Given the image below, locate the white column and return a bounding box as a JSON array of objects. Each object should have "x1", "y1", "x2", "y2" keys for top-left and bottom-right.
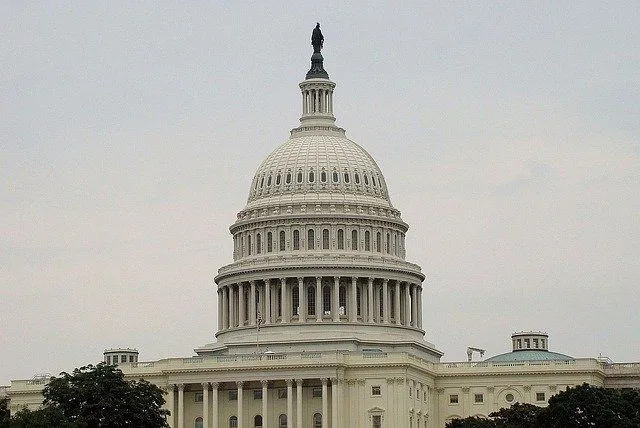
[
  {"x1": 237, "y1": 382, "x2": 244, "y2": 428},
  {"x1": 331, "y1": 378, "x2": 338, "y2": 428},
  {"x1": 411, "y1": 283, "x2": 418, "y2": 327},
  {"x1": 404, "y1": 283, "x2": 411, "y2": 326},
  {"x1": 349, "y1": 277, "x2": 357, "y2": 322},
  {"x1": 250, "y1": 280, "x2": 256, "y2": 325},
  {"x1": 286, "y1": 379, "x2": 293, "y2": 428},
  {"x1": 417, "y1": 286, "x2": 423, "y2": 329},
  {"x1": 211, "y1": 382, "x2": 219, "y2": 428},
  {"x1": 332, "y1": 277, "x2": 340, "y2": 321},
  {"x1": 264, "y1": 279, "x2": 271, "y2": 324},
  {"x1": 166, "y1": 384, "x2": 175, "y2": 428},
  {"x1": 202, "y1": 383, "x2": 210, "y2": 428},
  {"x1": 298, "y1": 277, "x2": 305, "y2": 323},
  {"x1": 322, "y1": 379, "x2": 328, "y2": 428},
  {"x1": 280, "y1": 278, "x2": 287, "y2": 323},
  {"x1": 261, "y1": 380, "x2": 268, "y2": 428},
  {"x1": 296, "y1": 379, "x2": 303, "y2": 428},
  {"x1": 229, "y1": 285, "x2": 236, "y2": 327},
  {"x1": 367, "y1": 278, "x2": 374, "y2": 323},
  {"x1": 315, "y1": 277, "x2": 322, "y2": 322},
  {"x1": 177, "y1": 383, "x2": 184, "y2": 428},
  {"x1": 238, "y1": 283, "x2": 245, "y2": 327},
  {"x1": 222, "y1": 287, "x2": 228, "y2": 329},
  {"x1": 217, "y1": 290, "x2": 223, "y2": 331},
  {"x1": 382, "y1": 279, "x2": 389, "y2": 324},
  {"x1": 395, "y1": 281, "x2": 401, "y2": 325}
]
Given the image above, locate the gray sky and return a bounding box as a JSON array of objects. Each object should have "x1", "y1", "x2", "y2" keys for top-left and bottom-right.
[{"x1": 1, "y1": 2, "x2": 638, "y2": 384}]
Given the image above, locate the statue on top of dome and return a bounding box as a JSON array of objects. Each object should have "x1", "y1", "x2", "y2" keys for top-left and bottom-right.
[{"x1": 312, "y1": 23, "x2": 324, "y2": 53}]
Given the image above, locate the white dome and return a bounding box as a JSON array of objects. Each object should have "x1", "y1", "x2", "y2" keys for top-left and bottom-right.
[{"x1": 245, "y1": 134, "x2": 392, "y2": 211}]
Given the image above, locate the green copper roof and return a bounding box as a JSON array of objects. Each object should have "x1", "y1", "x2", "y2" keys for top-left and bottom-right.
[{"x1": 485, "y1": 350, "x2": 573, "y2": 362}]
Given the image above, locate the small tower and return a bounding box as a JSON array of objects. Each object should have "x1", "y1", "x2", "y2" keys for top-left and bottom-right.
[
  {"x1": 511, "y1": 332, "x2": 549, "y2": 351},
  {"x1": 103, "y1": 348, "x2": 139, "y2": 365},
  {"x1": 293, "y1": 23, "x2": 345, "y2": 136}
]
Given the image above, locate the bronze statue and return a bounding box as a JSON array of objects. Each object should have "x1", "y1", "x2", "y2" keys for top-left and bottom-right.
[{"x1": 312, "y1": 23, "x2": 324, "y2": 53}]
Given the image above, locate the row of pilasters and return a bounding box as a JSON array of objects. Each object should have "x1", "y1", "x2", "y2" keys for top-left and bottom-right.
[
  {"x1": 166, "y1": 378, "x2": 341, "y2": 428},
  {"x1": 217, "y1": 277, "x2": 423, "y2": 331}
]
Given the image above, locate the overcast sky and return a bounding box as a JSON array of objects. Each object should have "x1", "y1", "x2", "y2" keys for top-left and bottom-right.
[{"x1": 1, "y1": 2, "x2": 638, "y2": 385}]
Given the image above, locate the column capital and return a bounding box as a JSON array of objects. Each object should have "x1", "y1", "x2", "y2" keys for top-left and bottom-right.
[
  {"x1": 261, "y1": 379, "x2": 269, "y2": 387},
  {"x1": 166, "y1": 383, "x2": 175, "y2": 392},
  {"x1": 236, "y1": 381, "x2": 244, "y2": 388},
  {"x1": 321, "y1": 378, "x2": 328, "y2": 386},
  {"x1": 295, "y1": 378, "x2": 303, "y2": 385},
  {"x1": 357, "y1": 379, "x2": 366, "y2": 385},
  {"x1": 201, "y1": 382, "x2": 210, "y2": 389},
  {"x1": 462, "y1": 387, "x2": 470, "y2": 393},
  {"x1": 351, "y1": 276, "x2": 357, "y2": 283},
  {"x1": 333, "y1": 276, "x2": 339, "y2": 282},
  {"x1": 386, "y1": 378, "x2": 395, "y2": 384},
  {"x1": 315, "y1": 276, "x2": 322, "y2": 281},
  {"x1": 368, "y1": 277, "x2": 374, "y2": 285},
  {"x1": 330, "y1": 377, "x2": 338, "y2": 384},
  {"x1": 280, "y1": 277, "x2": 287, "y2": 283},
  {"x1": 177, "y1": 383, "x2": 185, "y2": 391},
  {"x1": 487, "y1": 386, "x2": 495, "y2": 393},
  {"x1": 211, "y1": 381, "x2": 219, "y2": 389},
  {"x1": 383, "y1": 278, "x2": 389, "y2": 285},
  {"x1": 285, "y1": 379, "x2": 293, "y2": 386},
  {"x1": 297, "y1": 277, "x2": 304, "y2": 283},
  {"x1": 523, "y1": 385, "x2": 532, "y2": 392}
]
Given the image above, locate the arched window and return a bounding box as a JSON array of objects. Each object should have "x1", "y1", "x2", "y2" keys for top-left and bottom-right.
[
  {"x1": 286, "y1": 172, "x2": 292, "y2": 184},
  {"x1": 229, "y1": 416, "x2": 238, "y2": 428},
  {"x1": 337, "y1": 229, "x2": 344, "y2": 250},
  {"x1": 321, "y1": 170, "x2": 327, "y2": 182},
  {"x1": 379, "y1": 287, "x2": 384, "y2": 318},
  {"x1": 351, "y1": 230, "x2": 358, "y2": 250},
  {"x1": 293, "y1": 230, "x2": 300, "y2": 250},
  {"x1": 254, "y1": 415, "x2": 263, "y2": 427},
  {"x1": 267, "y1": 175, "x2": 272, "y2": 186},
  {"x1": 344, "y1": 172, "x2": 350, "y2": 183},
  {"x1": 267, "y1": 232, "x2": 273, "y2": 253},
  {"x1": 248, "y1": 235, "x2": 252, "y2": 255},
  {"x1": 339, "y1": 285, "x2": 347, "y2": 315},
  {"x1": 376, "y1": 232, "x2": 381, "y2": 252},
  {"x1": 254, "y1": 178, "x2": 259, "y2": 190},
  {"x1": 323, "y1": 285, "x2": 331, "y2": 314},
  {"x1": 322, "y1": 229, "x2": 329, "y2": 250},
  {"x1": 260, "y1": 176, "x2": 265, "y2": 188},
  {"x1": 297, "y1": 171, "x2": 303, "y2": 183},
  {"x1": 332, "y1": 170, "x2": 339, "y2": 183},
  {"x1": 292, "y1": 286, "x2": 299, "y2": 316},
  {"x1": 195, "y1": 417, "x2": 203, "y2": 428},
  {"x1": 309, "y1": 170, "x2": 315, "y2": 182},
  {"x1": 307, "y1": 229, "x2": 315, "y2": 250},
  {"x1": 394, "y1": 234, "x2": 398, "y2": 255},
  {"x1": 307, "y1": 286, "x2": 315, "y2": 315},
  {"x1": 313, "y1": 413, "x2": 322, "y2": 428},
  {"x1": 256, "y1": 233, "x2": 261, "y2": 254},
  {"x1": 276, "y1": 174, "x2": 281, "y2": 185},
  {"x1": 357, "y1": 286, "x2": 362, "y2": 316},
  {"x1": 386, "y1": 233, "x2": 390, "y2": 253},
  {"x1": 279, "y1": 231, "x2": 286, "y2": 251},
  {"x1": 364, "y1": 174, "x2": 369, "y2": 185},
  {"x1": 279, "y1": 414, "x2": 287, "y2": 428},
  {"x1": 372, "y1": 175, "x2": 377, "y2": 187},
  {"x1": 354, "y1": 173, "x2": 360, "y2": 184},
  {"x1": 364, "y1": 231, "x2": 370, "y2": 251},
  {"x1": 241, "y1": 236, "x2": 245, "y2": 256}
]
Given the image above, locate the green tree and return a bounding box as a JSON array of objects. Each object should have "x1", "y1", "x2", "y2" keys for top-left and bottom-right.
[
  {"x1": 490, "y1": 402, "x2": 542, "y2": 428},
  {"x1": 538, "y1": 383, "x2": 640, "y2": 428},
  {"x1": 9, "y1": 363, "x2": 169, "y2": 428},
  {"x1": 446, "y1": 416, "x2": 495, "y2": 428},
  {"x1": 0, "y1": 397, "x2": 10, "y2": 427}
]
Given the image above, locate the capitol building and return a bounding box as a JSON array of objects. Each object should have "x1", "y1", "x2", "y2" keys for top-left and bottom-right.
[{"x1": 6, "y1": 27, "x2": 639, "y2": 428}]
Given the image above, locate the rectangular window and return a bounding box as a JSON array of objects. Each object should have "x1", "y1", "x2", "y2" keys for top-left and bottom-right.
[
  {"x1": 254, "y1": 389, "x2": 263, "y2": 400},
  {"x1": 371, "y1": 386, "x2": 381, "y2": 396},
  {"x1": 106, "y1": 356, "x2": 111, "y2": 364},
  {"x1": 312, "y1": 387, "x2": 322, "y2": 398},
  {"x1": 533, "y1": 338, "x2": 539, "y2": 348},
  {"x1": 409, "y1": 388, "x2": 412, "y2": 397},
  {"x1": 229, "y1": 390, "x2": 238, "y2": 401},
  {"x1": 474, "y1": 393, "x2": 483, "y2": 403},
  {"x1": 449, "y1": 394, "x2": 459, "y2": 404},
  {"x1": 524, "y1": 339, "x2": 530, "y2": 348},
  {"x1": 536, "y1": 392, "x2": 546, "y2": 402},
  {"x1": 121, "y1": 355, "x2": 127, "y2": 363},
  {"x1": 129, "y1": 355, "x2": 134, "y2": 362},
  {"x1": 278, "y1": 388, "x2": 287, "y2": 399},
  {"x1": 195, "y1": 392, "x2": 203, "y2": 402}
]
